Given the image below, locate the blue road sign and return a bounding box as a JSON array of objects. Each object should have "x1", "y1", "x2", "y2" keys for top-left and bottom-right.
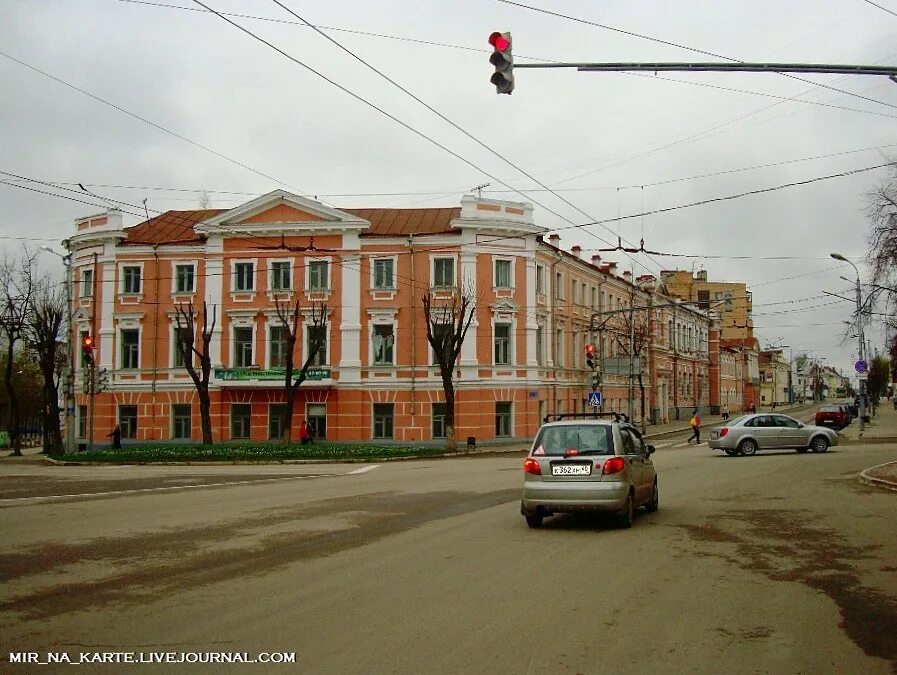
[
  {"x1": 588, "y1": 391, "x2": 602, "y2": 407},
  {"x1": 855, "y1": 360, "x2": 868, "y2": 374}
]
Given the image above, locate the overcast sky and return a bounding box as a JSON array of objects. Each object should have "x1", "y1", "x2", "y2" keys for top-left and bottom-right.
[{"x1": 2, "y1": 0, "x2": 896, "y2": 378}]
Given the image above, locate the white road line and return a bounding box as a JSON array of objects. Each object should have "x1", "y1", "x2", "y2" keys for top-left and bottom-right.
[
  {"x1": 347, "y1": 464, "x2": 381, "y2": 475},
  {"x1": 0, "y1": 473, "x2": 337, "y2": 506}
]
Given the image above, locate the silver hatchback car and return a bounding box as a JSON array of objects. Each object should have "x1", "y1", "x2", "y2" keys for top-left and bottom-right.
[
  {"x1": 521, "y1": 415, "x2": 658, "y2": 529},
  {"x1": 708, "y1": 413, "x2": 838, "y2": 456}
]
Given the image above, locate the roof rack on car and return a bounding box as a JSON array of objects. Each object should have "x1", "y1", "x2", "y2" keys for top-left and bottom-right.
[{"x1": 543, "y1": 412, "x2": 630, "y2": 423}]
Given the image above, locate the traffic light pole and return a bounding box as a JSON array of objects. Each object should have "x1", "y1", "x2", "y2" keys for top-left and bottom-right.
[{"x1": 513, "y1": 62, "x2": 897, "y2": 77}]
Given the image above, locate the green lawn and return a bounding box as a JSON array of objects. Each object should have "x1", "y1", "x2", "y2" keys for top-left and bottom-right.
[{"x1": 49, "y1": 442, "x2": 452, "y2": 463}]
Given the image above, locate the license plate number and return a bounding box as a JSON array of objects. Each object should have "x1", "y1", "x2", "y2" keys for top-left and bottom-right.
[
  {"x1": 552, "y1": 464, "x2": 591, "y2": 476},
  {"x1": 711, "y1": 432, "x2": 719, "y2": 439}
]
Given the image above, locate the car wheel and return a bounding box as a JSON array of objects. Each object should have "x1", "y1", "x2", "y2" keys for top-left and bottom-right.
[
  {"x1": 618, "y1": 492, "x2": 635, "y2": 528},
  {"x1": 738, "y1": 438, "x2": 758, "y2": 456},
  {"x1": 724, "y1": 448, "x2": 738, "y2": 456},
  {"x1": 525, "y1": 514, "x2": 543, "y2": 529},
  {"x1": 645, "y1": 480, "x2": 659, "y2": 513},
  {"x1": 810, "y1": 435, "x2": 829, "y2": 453}
]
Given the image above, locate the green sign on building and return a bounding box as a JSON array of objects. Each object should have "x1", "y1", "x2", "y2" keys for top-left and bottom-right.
[{"x1": 215, "y1": 368, "x2": 332, "y2": 381}]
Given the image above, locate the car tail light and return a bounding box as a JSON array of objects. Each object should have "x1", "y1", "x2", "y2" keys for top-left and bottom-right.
[
  {"x1": 720, "y1": 427, "x2": 729, "y2": 438},
  {"x1": 564, "y1": 448, "x2": 579, "y2": 457},
  {"x1": 602, "y1": 457, "x2": 625, "y2": 475},
  {"x1": 523, "y1": 458, "x2": 541, "y2": 475}
]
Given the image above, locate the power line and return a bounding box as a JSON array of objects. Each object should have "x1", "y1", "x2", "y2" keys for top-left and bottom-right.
[{"x1": 863, "y1": 0, "x2": 897, "y2": 19}]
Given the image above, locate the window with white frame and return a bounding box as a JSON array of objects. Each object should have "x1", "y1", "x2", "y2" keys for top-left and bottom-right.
[
  {"x1": 372, "y1": 324, "x2": 394, "y2": 365},
  {"x1": 268, "y1": 403, "x2": 287, "y2": 440},
  {"x1": 494, "y1": 323, "x2": 511, "y2": 365},
  {"x1": 174, "y1": 264, "x2": 195, "y2": 294},
  {"x1": 433, "y1": 258, "x2": 454, "y2": 288},
  {"x1": 307, "y1": 260, "x2": 329, "y2": 291},
  {"x1": 495, "y1": 402, "x2": 512, "y2": 437},
  {"x1": 270, "y1": 261, "x2": 291, "y2": 291},
  {"x1": 81, "y1": 268, "x2": 94, "y2": 298},
  {"x1": 555, "y1": 327, "x2": 564, "y2": 366},
  {"x1": 373, "y1": 258, "x2": 395, "y2": 290},
  {"x1": 173, "y1": 326, "x2": 191, "y2": 367},
  {"x1": 231, "y1": 403, "x2": 251, "y2": 440},
  {"x1": 431, "y1": 323, "x2": 451, "y2": 364},
  {"x1": 494, "y1": 259, "x2": 512, "y2": 288},
  {"x1": 122, "y1": 266, "x2": 141, "y2": 294},
  {"x1": 172, "y1": 404, "x2": 191, "y2": 440},
  {"x1": 536, "y1": 265, "x2": 545, "y2": 294},
  {"x1": 432, "y1": 402, "x2": 446, "y2": 439},
  {"x1": 536, "y1": 325, "x2": 544, "y2": 366},
  {"x1": 234, "y1": 262, "x2": 254, "y2": 292},
  {"x1": 572, "y1": 280, "x2": 578, "y2": 305},
  {"x1": 590, "y1": 286, "x2": 596, "y2": 309},
  {"x1": 307, "y1": 324, "x2": 327, "y2": 366},
  {"x1": 269, "y1": 326, "x2": 288, "y2": 368},
  {"x1": 373, "y1": 403, "x2": 394, "y2": 439},
  {"x1": 234, "y1": 327, "x2": 253, "y2": 367},
  {"x1": 121, "y1": 329, "x2": 139, "y2": 369},
  {"x1": 119, "y1": 405, "x2": 138, "y2": 439},
  {"x1": 555, "y1": 272, "x2": 563, "y2": 299}
]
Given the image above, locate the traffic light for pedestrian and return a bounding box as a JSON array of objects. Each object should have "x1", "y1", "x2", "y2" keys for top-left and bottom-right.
[
  {"x1": 489, "y1": 31, "x2": 514, "y2": 94},
  {"x1": 81, "y1": 335, "x2": 94, "y2": 366},
  {"x1": 585, "y1": 343, "x2": 596, "y2": 369}
]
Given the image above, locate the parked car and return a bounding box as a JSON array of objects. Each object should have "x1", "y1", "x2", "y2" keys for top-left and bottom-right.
[
  {"x1": 816, "y1": 405, "x2": 850, "y2": 430},
  {"x1": 708, "y1": 413, "x2": 838, "y2": 456},
  {"x1": 521, "y1": 414, "x2": 658, "y2": 529}
]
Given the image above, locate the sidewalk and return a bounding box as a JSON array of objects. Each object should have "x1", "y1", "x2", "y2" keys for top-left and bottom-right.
[{"x1": 842, "y1": 402, "x2": 897, "y2": 491}]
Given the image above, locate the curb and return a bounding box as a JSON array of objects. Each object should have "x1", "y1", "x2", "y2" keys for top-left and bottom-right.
[{"x1": 859, "y1": 461, "x2": 897, "y2": 492}]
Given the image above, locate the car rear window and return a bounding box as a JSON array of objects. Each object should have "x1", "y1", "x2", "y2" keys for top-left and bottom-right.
[
  {"x1": 532, "y1": 425, "x2": 615, "y2": 456},
  {"x1": 819, "y1": 406, "x2": 840, "y2": 412}
]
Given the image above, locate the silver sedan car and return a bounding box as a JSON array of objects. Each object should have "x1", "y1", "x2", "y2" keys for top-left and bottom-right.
[
  {"x1": 521, "y1": 416, "x2": 658, "y2": 529},
  {"x1": 708, "y1": 413, "x2": 838, "y2": 456}
]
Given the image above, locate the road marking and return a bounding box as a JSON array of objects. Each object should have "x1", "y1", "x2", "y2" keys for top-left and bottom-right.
[
  {"x1": 347, "y1": 464, "x2": 381, "y2": 475},
  {"x1": 0, "y1": 473, "x2": 339, "y2": 506}
]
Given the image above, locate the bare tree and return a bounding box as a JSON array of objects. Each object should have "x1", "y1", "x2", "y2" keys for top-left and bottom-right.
[
  {"x1": 28, "y1": 279, "x2": 66, "y2": 453},
  {"x1": 197, "y1": 189, "x2": 213, "y2": 210},
  {"x1": 611, "y1": 307, "x2": 650, "y2": 430},
  {"x1": 272, "y1": 296, "x2": 327, "y2": 444},
  {"x1": 0, "y1": 251, "x2": 37, "y2": 455},
  {"x1": 423, "y1": 290, "x2": 475, "y2": 451},
  {"x1": 174, "y1": 300, "x2": 216, "y2": 445},
  {"x1": 866, "y1": 163, "x2": 897, "y2": 287}
]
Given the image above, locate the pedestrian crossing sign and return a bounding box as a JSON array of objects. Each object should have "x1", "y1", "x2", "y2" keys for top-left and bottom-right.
[{"x1": 588, "y1": 392, "x2": 602, "y2": 408}]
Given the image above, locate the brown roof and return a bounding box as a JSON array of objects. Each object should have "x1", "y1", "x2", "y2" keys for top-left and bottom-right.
[
  {"x1": 344, "y1": 208, "x2": 461, "y2": 236},
  {"x1": 123, "y1": 209, "x2": 225, "y2": 245},
  {"x1": 121, "y1": 206, "x2": 461, "y2": 245}
]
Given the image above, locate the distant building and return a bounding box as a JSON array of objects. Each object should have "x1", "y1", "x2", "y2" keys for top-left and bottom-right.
[{"x1": 660, "y1": 270, "x2": 752, "y2": 341}]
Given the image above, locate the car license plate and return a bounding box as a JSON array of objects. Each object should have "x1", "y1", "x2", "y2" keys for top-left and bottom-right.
[
  {"x1": 552, "y1": 464, "x2": 591, "y2": 476},
  {"x1": 711, "y1": 432, "x2": 719, "y2": 439}
]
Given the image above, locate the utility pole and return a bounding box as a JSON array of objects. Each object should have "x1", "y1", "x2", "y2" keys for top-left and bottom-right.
[{"x1": 831, "y1": 253, "x2": 865, "y2": 432}]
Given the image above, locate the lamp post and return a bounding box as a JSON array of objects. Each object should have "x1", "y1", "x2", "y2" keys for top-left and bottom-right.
[
  {"x1": 831, "y1": 253, "x2": 864, "y2": 432},
  {"x1": 40, "y1": 244, "x2": 74, "y2": 453}
]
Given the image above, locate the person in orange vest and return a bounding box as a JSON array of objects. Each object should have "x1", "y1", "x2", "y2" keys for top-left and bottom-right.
[{"x1": 687, "y1": 410, "x2": 702, "y2": 444}]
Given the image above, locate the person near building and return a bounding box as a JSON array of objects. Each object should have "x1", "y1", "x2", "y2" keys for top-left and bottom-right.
[
  {"x1": 107, "y1": 424, "x2": 121, "y2": 449},
  {"x1": 299, "y1": 420, "x2": 311, "y2": 445},
  {"x1": 721, "y1": 405, "x2": 730, "y2": 421},
  {"x1": 687, "y1": 410, "x2": 702, "y2": 444}
]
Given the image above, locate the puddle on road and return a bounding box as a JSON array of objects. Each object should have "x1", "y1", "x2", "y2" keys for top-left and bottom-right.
[
  {"x1": 677, "y1": 507, "x2": 897, "y2": 669},
  {"x1": 0, "y1": 489, "x2": 519, "y2": 621}
]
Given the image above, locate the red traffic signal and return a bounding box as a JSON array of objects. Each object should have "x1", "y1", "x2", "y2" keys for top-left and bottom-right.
[
  {"x1": 489, "y1": 31, "x2": 510, "y2": 51},
  {"x1": 82, "y1": 335, "x2": 94, "y2": 365},
  {"x1": 585, "y1": 343, "x2": 596, "y2": 369},
  {"x1": 488, "y1": 31, "x2": 514, "y2": 94},
  {"x1": 585, "y1": 343, "x2": 596, "y2": 357}
]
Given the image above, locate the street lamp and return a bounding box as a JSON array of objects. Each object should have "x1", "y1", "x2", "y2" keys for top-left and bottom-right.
[
  {"x1": 831, "y1": 252, "x2": 865, "y2": 431},
  {"x1": 40, "y1": 244, "x2": 75, "y2": 453}
]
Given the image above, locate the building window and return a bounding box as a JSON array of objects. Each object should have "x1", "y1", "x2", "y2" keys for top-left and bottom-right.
[
  {"x1": 536, "y1": 265, "x2": 545, "y2": 294},
  {"x1": 234, "y1": 327, "x2": 253, "y2": 367},
  {"x1": 234, "y1": 262, "x2": 254, "y2": 292},
  {"x1": 373, "y1": 258, "x2": 394, "y2": 289},
  {"x1": 433, "y1": 258, "x2": 454, "y2": 288},
  {"x1": 536, "y1": 326, "x2": 544, "y2": 366},
  {"x1": 119, "y1": 405, "x2": 138, "y2": 439},
  {"x1": 268, "y1": 403, "x2": 287, "y2": 440},
  {"x1": 308, "y1": 261, "x2": 328, "y2": 291},
  {"x1": 307, "y1": 403, "x2": 326, "y2": 440},
  {"x1": 77, "y1": 404, "x2": 87, "y2": 438},
  {"x1": 572, "y1": 280, "x2": 578, "y2": 305},
  {"x1": 121, "y1": 329, "x2": 139, "y2": 369},
  {"x1": 373, "y1": 403, "x2": 394, "y2": 439},
  {"x1": 494, "y1": 259, "x2": 512, "y2": 288},
  {"x1": 270, "y1": 261, "x2": 291, "y2": 291},
  {"x1": 495, "y1": 402, "x2": 512, "y2": 437},
  {"x1": 372, "y1": 324, "x2": 394, "y2": 365},
  {"x1": 555, "y1": 272, "x2": 563, "y2": 299},
  {"x1": 81, "y1": 269, "x2": 93, "y2": 298},
  {"x1": 173, "y1": 326, "x2": 191, "y2": 367},
  {"x1": 432, "y1": 402, "x2": 446, "y2": 439},
  {"x1": 172, "y1": 404, "x2": 191, "y2": 440},
  {"x1": 591, "y1": 286, "x2": 597, "y2": 309},
  {"x1": 230, "y1": 403, "x2": 251, "y2": 440},
  {"x1": 175, "y1": 264, "x2": 195, "y2": 293},
  {"x1": 307, "y1": 325, "x2": 327, "y2": 366},
  {"x1": 122, "y1": 266, "x2": 141, "y2": 294},
  {"x1": 555, "y1": 328, "x2": 564, "y2": 366},
  {"x1": 269, "y1": 326, "x2": 288, "y2": 368},
  {"x1": 494, "y1": 323, "x2": 511, "y2": 365},
  {"x1": 431, "y1": 323, "x2": 451, "y2": 364}
]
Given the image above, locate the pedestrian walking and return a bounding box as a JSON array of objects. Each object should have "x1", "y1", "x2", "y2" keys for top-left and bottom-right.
[
  {"x1": 107, "y1": 424, "x2": 121, "y2": 449},
  {"x1": 299, "y1": 420, "x2": 311, "y2": 445},
  {"x1": 687, "y1": 410, "x2": 702, "y2": 444},
  {"x1": 722, "y1": 405, "x2": 729, "y2": 421}
]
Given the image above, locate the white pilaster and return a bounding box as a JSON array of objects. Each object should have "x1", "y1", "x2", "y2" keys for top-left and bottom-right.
[
  {"x1": 339, "y1": 234, "x2": 362, "y2": 382},
  {"x1": 459, "y1": 250, "x2": 479, "y2": 373},
  {"x1": 525, "y1": 254, "x2": 539, "y2": 371},
  {"x1": 98, "y1": 259, "x2": 115, "y2": 369},
  {"x1": 205, "y1": 237, "x2": 224, "y2": 367}
]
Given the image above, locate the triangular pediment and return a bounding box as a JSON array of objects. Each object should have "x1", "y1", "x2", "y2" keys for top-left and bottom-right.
[
  {"x1": 491, "y1": 298, "x2": 519, "y2": 313},
  {"x1": 196, "y1": 190, "x2": 368, "y2": 234}
]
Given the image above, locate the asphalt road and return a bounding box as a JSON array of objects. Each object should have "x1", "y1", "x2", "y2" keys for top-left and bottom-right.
[{"x1": 2, "y1": 435, "x2": 896, "y2": 674}]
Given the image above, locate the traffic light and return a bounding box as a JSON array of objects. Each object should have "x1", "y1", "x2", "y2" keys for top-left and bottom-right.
[
  {"x1": 489, "y1": 31, "x2": 514, "y2": 94},
  {"x1": 81, "y1": 335, "x2": 94, "y2": 366},
  {"x1": 585, "y1": 343, "x2": 597, "y2": 370}
]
